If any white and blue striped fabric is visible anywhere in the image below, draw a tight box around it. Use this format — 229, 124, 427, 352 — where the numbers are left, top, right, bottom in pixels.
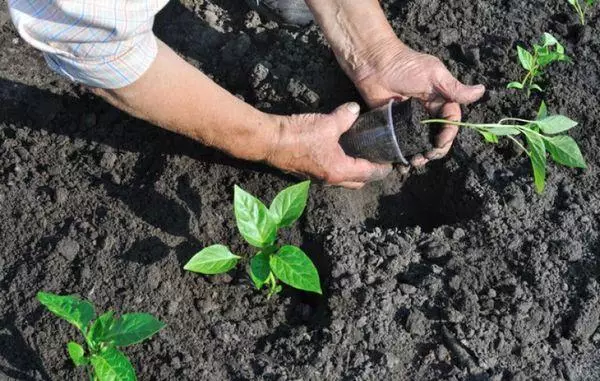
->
8, 0, 169, 89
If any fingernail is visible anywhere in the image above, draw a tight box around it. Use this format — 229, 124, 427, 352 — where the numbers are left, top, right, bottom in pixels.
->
347, 102, 360, 115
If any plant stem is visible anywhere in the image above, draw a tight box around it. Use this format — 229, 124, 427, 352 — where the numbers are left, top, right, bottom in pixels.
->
421, 119, 519, 129
421, 119, 533, 155
579, 1, 586, 24
266, 272, 277, 299
506, 135, 530, 156
498, 117, 535, 125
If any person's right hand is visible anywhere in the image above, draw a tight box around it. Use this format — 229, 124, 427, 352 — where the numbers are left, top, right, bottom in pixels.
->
266, 102, 392, 189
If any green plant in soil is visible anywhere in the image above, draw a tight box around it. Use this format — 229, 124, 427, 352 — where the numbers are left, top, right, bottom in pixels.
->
507, 33, 571, 97
567, 0, 597, 25
185, 181, 321, 297
37, 291, 165, 381
422, 102, 586, 194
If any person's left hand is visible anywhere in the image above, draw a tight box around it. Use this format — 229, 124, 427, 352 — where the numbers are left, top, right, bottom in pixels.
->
350, 38, 486, 167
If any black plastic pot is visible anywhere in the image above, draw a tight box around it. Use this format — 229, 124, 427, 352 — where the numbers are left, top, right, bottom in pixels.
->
339, 99, 433, 164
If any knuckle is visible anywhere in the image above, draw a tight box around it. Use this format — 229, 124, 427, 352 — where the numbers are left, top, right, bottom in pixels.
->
323, 171, 343, 185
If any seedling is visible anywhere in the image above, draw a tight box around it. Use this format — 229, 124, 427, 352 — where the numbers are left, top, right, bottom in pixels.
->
507, 33, 570, 97
567, 0, 597, 25
185, 181, 321, 297
37, 291, 165, 381
422, 102, 586, 193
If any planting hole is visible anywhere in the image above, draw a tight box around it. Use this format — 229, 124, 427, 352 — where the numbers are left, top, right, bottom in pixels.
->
366, 162, 482, 232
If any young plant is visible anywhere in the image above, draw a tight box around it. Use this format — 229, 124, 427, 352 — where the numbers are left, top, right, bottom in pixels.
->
37, 291, 165, 381
422, 102, 586, 194
567, 0, 597, 25
507, 33, 571, 97
184, 181, 321, 297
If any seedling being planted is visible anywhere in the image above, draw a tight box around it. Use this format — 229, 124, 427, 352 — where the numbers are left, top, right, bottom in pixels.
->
507, 33, 570, 97
422, 102, 586, 193
37, 291, 165, 381
567, 0, 597, 25
185, 181, 321, 297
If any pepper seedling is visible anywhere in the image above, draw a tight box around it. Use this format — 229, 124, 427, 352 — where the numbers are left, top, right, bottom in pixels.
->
37, 291, 165, 381
507, 33, 571, 97
567, 0, 597, 25
422, 102, 586, 193
185, 181, 321, 298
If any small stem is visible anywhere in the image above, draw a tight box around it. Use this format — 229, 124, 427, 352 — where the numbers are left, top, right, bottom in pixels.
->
422, 119, 505, 129
421, 119, 524, 130
266, 272, 277, 298
507, 135, 530, 156
521, 70, 532, 90
498, 117, 535, 125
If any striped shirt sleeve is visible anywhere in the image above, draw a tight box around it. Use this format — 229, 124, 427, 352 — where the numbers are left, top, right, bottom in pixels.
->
7, 0, 169, 89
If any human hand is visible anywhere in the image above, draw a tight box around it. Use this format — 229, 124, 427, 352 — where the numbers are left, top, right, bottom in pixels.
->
266, 103, 393, 189
352, 39, 486, 167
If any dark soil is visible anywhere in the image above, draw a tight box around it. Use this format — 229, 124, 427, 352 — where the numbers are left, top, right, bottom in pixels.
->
1, 0, 600, 380
392, 99, 433, 158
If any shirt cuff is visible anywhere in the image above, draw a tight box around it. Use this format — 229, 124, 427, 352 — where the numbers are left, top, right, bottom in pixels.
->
44, 32, 158, 89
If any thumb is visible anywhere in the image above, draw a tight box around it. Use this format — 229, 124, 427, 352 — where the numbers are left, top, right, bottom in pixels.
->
436, 73, 486, 105
330, 102, 361, 135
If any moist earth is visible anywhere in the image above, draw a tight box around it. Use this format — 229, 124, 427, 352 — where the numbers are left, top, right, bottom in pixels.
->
1, 0, 600, 380
392, 98, 432, 158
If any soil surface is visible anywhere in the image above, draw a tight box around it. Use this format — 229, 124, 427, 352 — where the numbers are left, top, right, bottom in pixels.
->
1, 0, 600, 380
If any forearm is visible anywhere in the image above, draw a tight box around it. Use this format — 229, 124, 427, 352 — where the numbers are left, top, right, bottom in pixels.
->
92, 39, 278, 162
305, 0, 403, 81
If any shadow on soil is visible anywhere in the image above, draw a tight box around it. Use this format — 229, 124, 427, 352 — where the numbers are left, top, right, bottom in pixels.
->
366, 161, 482, 232
0, 314, 50, 381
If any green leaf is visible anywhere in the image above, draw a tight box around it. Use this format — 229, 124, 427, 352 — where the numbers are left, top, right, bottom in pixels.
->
249, 252, 271, 289
484, 126, 521, 136
479, 131, 499, 144
269, 181, 310, 228
37, 292, 96, 332
93, 313, 165, 347
545, 136, 587, 168
567, 0, 577, 5
536, 115, 578, 134
90, 347, 136, 381
507, 82, 524, 89
67, 342, 87, 366
184, 245, 240, 275
536, 101, 548, 120
530, 83, 543, 92
270, 246, 322, 294
537, 51, 561, 66
542, 32, 559, 47
87, 311, 116, 347
517, 46, 534, 71
234, 185, 277, 248
523, 130, 547, 194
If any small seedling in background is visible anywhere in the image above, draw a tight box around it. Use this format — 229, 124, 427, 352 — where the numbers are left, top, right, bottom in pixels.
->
422, 102, 586, 193
507, 33, 571, 97
37, 291, 165, 381
185, 181, 321, 297
567, 0, 597, 25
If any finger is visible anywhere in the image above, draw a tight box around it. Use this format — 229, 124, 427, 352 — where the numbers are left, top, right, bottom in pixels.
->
410, 153, 429, 168
334, 153, 393, 183
435, 69, 485, 104
436, 102, 461, 148
337, 181, 365, 190
330, 102, 361, 135
422, 102, 461, 161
